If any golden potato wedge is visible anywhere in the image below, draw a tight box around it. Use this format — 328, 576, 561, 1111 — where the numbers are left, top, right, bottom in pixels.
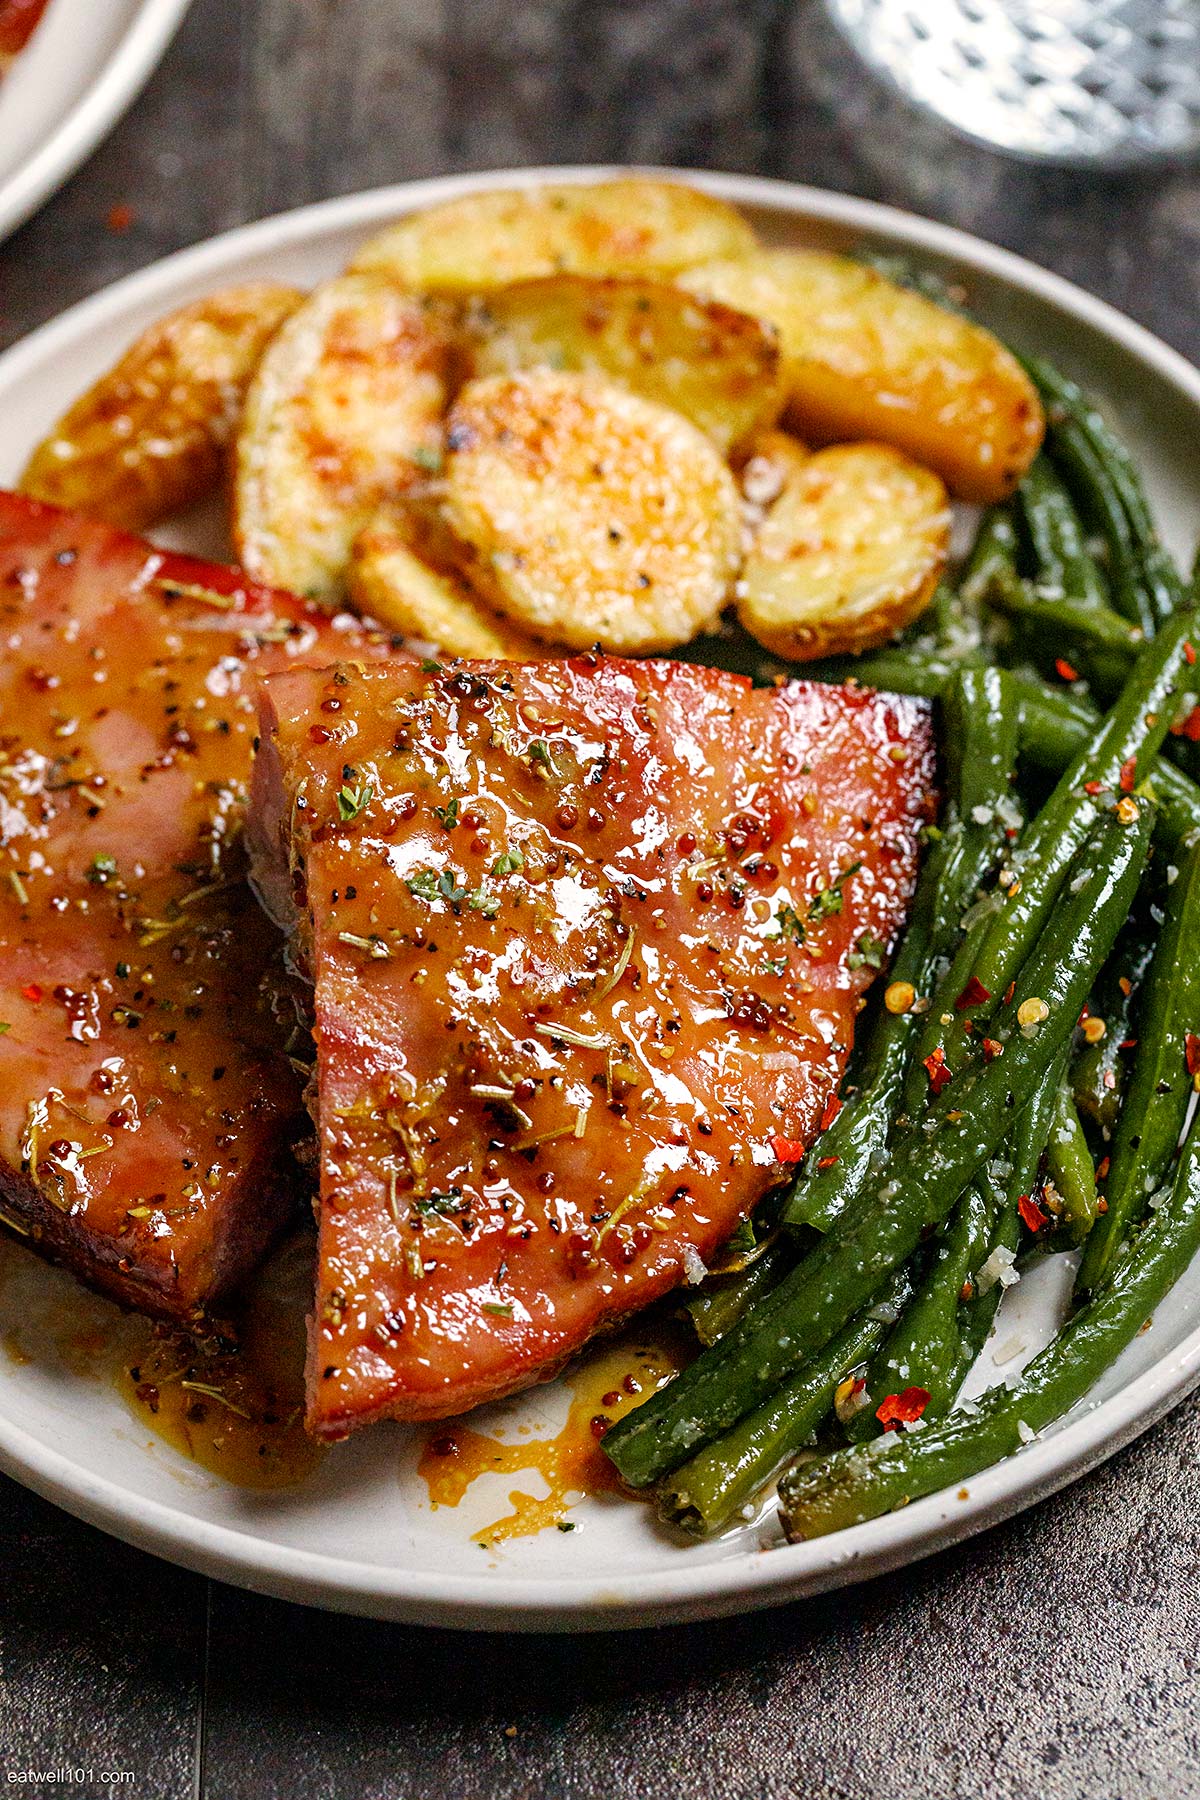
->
738, 441, 950, 661
467, 275, 782, 453
431, 370, 741, 653
350, 180, 758, 292
682, 250, 1043, 504
349, 529, 540, 659
19, 285, 304, 530
233, 274, 461, 603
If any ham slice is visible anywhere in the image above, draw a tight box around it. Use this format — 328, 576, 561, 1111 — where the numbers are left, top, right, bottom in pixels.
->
249, 653, 936, 1435
0, 493, 398, 1318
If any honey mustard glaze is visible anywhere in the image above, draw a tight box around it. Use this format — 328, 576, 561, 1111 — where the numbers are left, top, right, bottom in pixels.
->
418, 1323, 687, 1543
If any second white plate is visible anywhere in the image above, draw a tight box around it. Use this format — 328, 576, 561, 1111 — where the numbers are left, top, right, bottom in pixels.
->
0, 0, 191, 243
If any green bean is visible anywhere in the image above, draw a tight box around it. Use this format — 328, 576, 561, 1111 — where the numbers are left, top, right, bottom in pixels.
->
1069, 911, 1156, 1139
960, 1056, 1062, 1364
1017, 454, 1109, 609
843, 1178, 994, 1444
657, 1268, 914, 1537
784, 667, 1018, 1233
778, 1102, 1200, 1541
960, 609, 1195, 1012
1046, 1079, 1099, 1244
1026, 356, 1184, 632
908, 613, 1181, 1093
958, 507, 1020, 608
685, 1237, 797, 1347
603, 804, 1151, 1488
984, 569, 1143, 665
1076, 841, 1200, 1294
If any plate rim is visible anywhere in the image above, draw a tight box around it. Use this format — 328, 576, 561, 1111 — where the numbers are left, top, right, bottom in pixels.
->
0, 0, 193, 245
3, 163, 1200, 1631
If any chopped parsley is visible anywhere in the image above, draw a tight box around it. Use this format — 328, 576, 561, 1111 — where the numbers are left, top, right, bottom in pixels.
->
491, 847, 525, 877
433, 797, 460, 831
420, 658, 442, 674
528, 739, 554, 771
848, 930, 886, 971
808, 860, 863, 924
411, 445, 444, 474
406, 867, 468, 908
416, 1187, 467, 1217
467, 887, 501, 919
0, 1022, 9, 1036
336, 774, 374, 824
482, 1300, 514, 1318
767, 901, 807, 944
86, 853, 119, 886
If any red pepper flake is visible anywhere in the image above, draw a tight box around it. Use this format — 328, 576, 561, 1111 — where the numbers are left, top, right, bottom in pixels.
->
106, 202, 134, 233
818, 1093, 843, 1133
1119, 757, 1137, 794
816, 1155, 840, 1170
771, 1135, 806, 1164
923, 1046, 952, 1095
1083, 780, 1104, 797
1170, 706, 1200, 743
1055, 657, 1079, 683
1018, 1193, 1048, 1233
1186, 641, 1197, 666
1120, 1037, 1138, 1051
1185, 1034, 1200, 1077
1003, 981, 1016, 1006
982, 1037, 1003, 1062
1097, 1156, 1111, 1181
876, 1387, 930, 1431
20, 983, 42, 1002
954, 975, 991, 1011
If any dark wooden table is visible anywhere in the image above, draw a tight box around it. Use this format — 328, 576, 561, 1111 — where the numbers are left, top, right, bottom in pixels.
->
3, 3, 1200, 1795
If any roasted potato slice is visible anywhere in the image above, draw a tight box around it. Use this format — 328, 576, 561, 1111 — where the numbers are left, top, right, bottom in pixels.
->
431, 370, 741, 653
19, 285, 304, 529
233, 274, 460, 603
350, 180, 758, 292
467, 275, 782, 453
349, 529, 540, 659
738, 440, 950, 660
682, 250, 1043, 504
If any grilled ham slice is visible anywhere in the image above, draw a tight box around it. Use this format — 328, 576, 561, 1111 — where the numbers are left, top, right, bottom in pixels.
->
0, 493, 398, 1318
250, 654, 935, 1435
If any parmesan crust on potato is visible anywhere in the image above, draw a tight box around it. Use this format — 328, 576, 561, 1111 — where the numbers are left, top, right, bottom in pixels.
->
683, 249, 1043, 505
738, 440, 950, 660
430, 369, 742, 653
233, 274, 461, 603
467, 274, 783, 453
349, 529, 540, 660
20, 285, 304, 530
349, 180, 758, 292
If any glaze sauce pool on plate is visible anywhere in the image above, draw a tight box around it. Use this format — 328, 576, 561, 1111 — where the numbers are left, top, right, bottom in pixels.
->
418, 1328, 687, 1544
116, 1229, 322, 1491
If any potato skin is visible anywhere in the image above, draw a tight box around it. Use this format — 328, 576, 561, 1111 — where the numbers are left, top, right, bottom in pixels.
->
467, 274, 783, 453
683, 250, 1043, 504
738, 440, 950, 661
350, 180, 758, 291
349, 529, 541, 659
233, 275, 461, 603
434, 369, 743, 653
19, 285, 304, 530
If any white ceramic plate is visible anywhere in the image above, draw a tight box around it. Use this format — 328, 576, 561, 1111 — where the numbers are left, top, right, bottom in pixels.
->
2, 168, 1200, 1632
0, 0, 191, 243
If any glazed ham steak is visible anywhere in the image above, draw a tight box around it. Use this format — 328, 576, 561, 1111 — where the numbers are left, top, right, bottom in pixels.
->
249, 656, 936, 1435
0, 493, 398, 1318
